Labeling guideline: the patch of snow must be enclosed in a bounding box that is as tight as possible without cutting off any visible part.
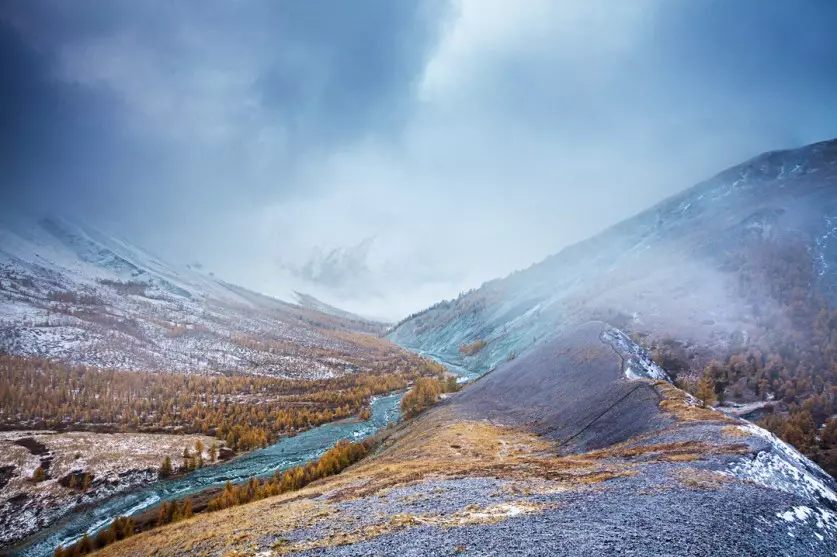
[717,400,773,418]
[0,430,222,546]
[467,503,525,521]
[0,216,381,379]
[775,505,837,544]
[723,423,837,506]
[601,327,670,381]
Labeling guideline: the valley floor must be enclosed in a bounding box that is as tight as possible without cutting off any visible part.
[0,430,221,547]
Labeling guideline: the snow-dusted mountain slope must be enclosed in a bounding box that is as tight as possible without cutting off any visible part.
[0,216,383,376]
[389,138,837,373]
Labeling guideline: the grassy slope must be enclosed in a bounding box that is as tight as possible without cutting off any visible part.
[93,380,756,556]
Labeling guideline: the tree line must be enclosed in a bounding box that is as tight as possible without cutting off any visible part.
[400,375,460,419]
[54,439,371,556]
[205,439,370,512]
[53,517,135,557]
[0,353,445,453]
[647,239,837,476]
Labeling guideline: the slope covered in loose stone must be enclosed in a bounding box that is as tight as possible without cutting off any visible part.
[93,322,837,557]
[453,322,670,453]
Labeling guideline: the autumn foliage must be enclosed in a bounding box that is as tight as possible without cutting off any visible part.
[206,439,370,512]
[400,376,459,419]
[0,354,443,452]
[53,440,370,555]
[54,516,135,557]
[459,339,487,356]
[156,497,194,526]
[696,372,716,409]
[646,240,837,476]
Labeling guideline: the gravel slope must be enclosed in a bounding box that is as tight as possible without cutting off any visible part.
[90,321,837,557]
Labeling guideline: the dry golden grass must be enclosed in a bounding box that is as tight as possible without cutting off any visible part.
[319,329,398,353]
[571,436,748,468]
[721,425,752,438]
[327,408,646,499]
[652,380,736,424]
[672,467,731,491]
[95,410,637,557]
[94,381,754,557]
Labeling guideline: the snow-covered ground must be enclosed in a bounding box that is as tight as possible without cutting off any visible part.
[723,424,837,506]
[0,216,383,378]
[0,430,220,546]
[718,423,837,551]
[601,326,670,381]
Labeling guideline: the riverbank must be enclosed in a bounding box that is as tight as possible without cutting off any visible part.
[0,431,222,549]
[75,437,378,556]
[7,392,404,557]
[54,374,463,556]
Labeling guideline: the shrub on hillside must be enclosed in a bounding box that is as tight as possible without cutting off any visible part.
[459,339,487,356]
[400,376,460,419]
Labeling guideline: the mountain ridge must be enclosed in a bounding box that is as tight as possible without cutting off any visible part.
[389,136,837,479]
[0,215,385,376]
[389,138,837,369]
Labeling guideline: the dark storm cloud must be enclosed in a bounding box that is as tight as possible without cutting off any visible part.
[440,0,837,174]
[650,0,837,143]
[2,0,837,320]
[0,0,445,221]
[255,2,438,144]
[659,0,837,86]
[401,1,837,265]
[0,19,151,217]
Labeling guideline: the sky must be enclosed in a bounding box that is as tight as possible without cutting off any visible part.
[2,0,837,320]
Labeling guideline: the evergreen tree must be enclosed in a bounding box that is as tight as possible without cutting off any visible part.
[159,455,173,478]
[697,370,717,408]
[94,529,109,549]
[182,447,191,471]
[78,533,92,553]
[32,466,46,482]
[157,501,170,526]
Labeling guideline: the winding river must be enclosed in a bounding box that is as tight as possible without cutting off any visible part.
[13,352,483,557]
[12,392,404,557]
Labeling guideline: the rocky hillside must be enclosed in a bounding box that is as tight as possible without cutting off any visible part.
[0,216,385,378]
[390,138,837,475]
[89,322,837,556]
[390,139,837,372]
